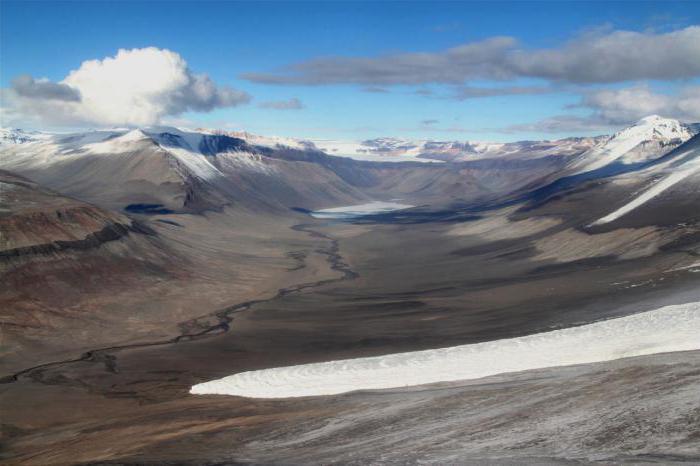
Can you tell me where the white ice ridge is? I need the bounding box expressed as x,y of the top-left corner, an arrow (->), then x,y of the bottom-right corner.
310,201 -> 414,219
190,301 -> 700,399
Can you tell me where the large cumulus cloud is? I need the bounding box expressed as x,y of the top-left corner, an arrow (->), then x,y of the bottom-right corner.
2,47 -> 251,127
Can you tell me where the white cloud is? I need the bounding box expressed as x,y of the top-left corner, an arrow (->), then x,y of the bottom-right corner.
501,84 -> 700,134
11,75 -> 81,102
2,47 -> 250,128
581,85 -> 700,124
258,97 -> 304,110
242,26 -> 700,86
452,85 -> 552,100
509,26 -> 700,83
501,115 -> 612,134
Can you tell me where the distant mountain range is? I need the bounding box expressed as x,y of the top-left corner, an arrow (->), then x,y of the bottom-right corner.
1,115 -> 697,216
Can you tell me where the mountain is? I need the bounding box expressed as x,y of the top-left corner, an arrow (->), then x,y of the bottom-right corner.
566,115 -> 695,176
312,135 -> 604,163
1,116 -> 697,223
0,125 -> 603,213
0,170 -> 144,258
588,132 -> 700,227
0,128 -> 50,146
0,126 -> 372,213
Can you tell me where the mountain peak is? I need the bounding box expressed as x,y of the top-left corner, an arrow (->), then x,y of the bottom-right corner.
632,115 -> 690,134
120,128 -> 150,141
636,114 -> 672,125
615,114 -> 691,142
567,115 -> 695,175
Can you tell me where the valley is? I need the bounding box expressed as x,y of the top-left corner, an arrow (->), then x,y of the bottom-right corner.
1,116 -> 700,464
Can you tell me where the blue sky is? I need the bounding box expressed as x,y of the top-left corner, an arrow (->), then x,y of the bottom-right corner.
2,1 -> 699,141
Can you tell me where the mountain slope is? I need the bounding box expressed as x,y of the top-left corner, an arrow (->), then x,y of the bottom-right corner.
0,127 -> 372,213
589,133 -> 700,227
0,170 -> 145,258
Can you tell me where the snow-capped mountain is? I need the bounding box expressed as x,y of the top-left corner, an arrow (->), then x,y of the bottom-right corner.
589,132 -> 700,226
0,126 -> 371,212
0,128 -> 50,146
213,129 -> 318,152
312,135 -> 603,163
2,115 -> 698,217
567,115 -> 696,176
311,116 -> 694,166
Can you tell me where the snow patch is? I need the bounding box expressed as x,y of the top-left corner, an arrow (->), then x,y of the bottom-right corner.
217,151 -> 277,174
162,145 -> 223,180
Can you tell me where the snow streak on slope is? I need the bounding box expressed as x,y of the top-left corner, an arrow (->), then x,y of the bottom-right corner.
191,301 -> 700,398
592,148 -> 700,225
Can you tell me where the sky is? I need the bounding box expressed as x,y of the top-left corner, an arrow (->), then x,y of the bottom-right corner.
1,1 -> 700,142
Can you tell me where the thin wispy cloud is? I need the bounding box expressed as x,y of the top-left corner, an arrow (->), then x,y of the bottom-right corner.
362,86 -> 390,93
500,115 -> 613,134
432,21 -> 461,33
258,98 -> 304,110
414,88 -> 434,96
452,85 -> 553,100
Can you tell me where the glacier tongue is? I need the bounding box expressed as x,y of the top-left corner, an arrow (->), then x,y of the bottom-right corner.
190,301 -> 700,399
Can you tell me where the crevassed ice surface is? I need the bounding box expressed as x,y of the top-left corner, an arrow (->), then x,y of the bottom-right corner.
190,302 -> 700,398
310,201 -> 414,219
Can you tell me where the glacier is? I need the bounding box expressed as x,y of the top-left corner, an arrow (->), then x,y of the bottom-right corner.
191,301 -> 700,398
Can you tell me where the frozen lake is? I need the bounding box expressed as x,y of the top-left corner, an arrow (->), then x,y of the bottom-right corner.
309,201 -> 414,219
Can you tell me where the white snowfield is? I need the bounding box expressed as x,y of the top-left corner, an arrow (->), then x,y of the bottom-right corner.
310,201 -> 414,219
190,301 -> 700,398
